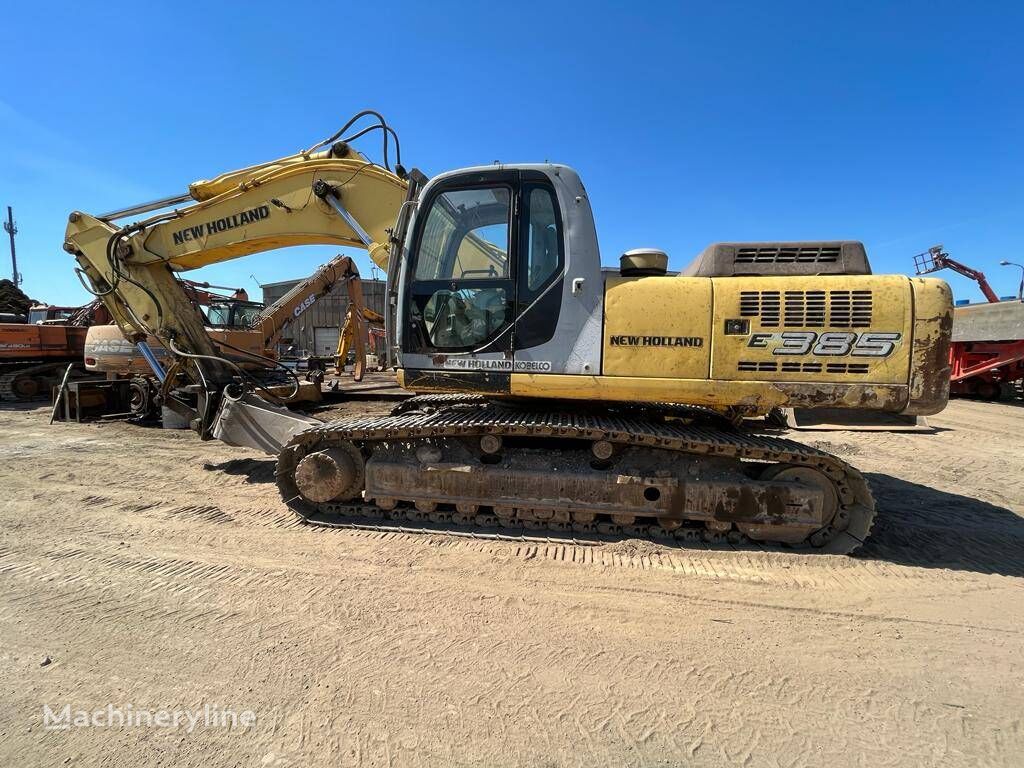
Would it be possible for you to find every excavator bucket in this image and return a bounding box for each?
[212,392,319,454]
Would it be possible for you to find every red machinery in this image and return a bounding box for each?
[915,245,1024,399]
[913,245,1001,303]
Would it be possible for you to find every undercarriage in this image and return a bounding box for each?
[0,360,86,401]
[276,398,875,554]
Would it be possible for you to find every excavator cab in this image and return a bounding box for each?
[395,166,602,391]
[203,299,264,329]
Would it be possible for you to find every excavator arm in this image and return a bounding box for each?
[253,253,364,354]
[63,115,418,438]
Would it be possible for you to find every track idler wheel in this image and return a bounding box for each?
[737,463,875,554]
[292,443,364,503]
[12,375,41,399]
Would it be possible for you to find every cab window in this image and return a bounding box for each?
[231,302,263,328]
[523,186,560,291]
[415,187,511,281]
[409,184,514,352]
[421,287,508,349]
[205,303,233,327]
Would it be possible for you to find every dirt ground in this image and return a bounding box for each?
[1,398,1023,767]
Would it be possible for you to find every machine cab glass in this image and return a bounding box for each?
[403,169,566,362]
[406,180,516,354]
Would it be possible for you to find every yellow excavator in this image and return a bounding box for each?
[64,111,953,554]
[335,305,384,375]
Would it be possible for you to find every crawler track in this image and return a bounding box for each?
[0,361,71,401]
[277,400,875,554]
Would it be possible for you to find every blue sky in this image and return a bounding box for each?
[1,1,1022,305]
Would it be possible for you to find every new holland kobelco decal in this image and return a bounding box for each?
[609,335,704,347]
[747,331,902,357]
[443,358,553,372]
[171,205,271,246]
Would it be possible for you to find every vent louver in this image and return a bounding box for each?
[737,361,779,372]
[779,362,823,373]
[735,245,842,265]
[740,291,780,326]
[739,290,873,329]
[828,290,873,328]
[745,361,870,375]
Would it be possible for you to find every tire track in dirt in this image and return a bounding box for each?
[4,403,1024,766]
[13,404,1024,584]
[17,475,1024,592]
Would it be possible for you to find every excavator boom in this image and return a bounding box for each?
[66,149,405,351]
[64,117,412,435]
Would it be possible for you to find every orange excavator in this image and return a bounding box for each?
[0,299,111,400]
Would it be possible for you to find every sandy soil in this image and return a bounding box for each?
[1,399,1022,767]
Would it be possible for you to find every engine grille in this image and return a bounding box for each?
[739,290,873,328]
[737,361,778,372]
[740,361,870,375]
[828,290,873,328]
[735,245,841,265]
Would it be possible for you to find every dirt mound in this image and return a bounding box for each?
[0,279,38,316]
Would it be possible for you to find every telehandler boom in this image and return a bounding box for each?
[64,111,953,553]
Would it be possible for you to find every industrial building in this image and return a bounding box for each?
[261,272,386,358]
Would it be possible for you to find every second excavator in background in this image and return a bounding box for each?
[83,253,378,413]
[63,110,953,554]
[0,299,110,400]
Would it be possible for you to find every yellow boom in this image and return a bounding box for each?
[64,145,407,363]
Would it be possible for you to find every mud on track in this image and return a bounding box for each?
[1,399,1023,767]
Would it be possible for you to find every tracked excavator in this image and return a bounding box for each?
[64,111,953,554]
[0,300,110,400]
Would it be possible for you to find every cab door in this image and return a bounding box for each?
[510,175,566,372]
[399,170,518,393]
